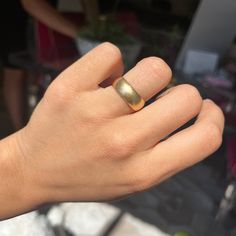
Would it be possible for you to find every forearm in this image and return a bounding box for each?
[0,131,42,220]
[21,0,79,38]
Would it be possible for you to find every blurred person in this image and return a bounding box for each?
[1,0,82,131]
[0,43,224,220]
[0,1,28,130]
[21,0,83,39]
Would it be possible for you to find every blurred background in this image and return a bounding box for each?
[0,0,236,235]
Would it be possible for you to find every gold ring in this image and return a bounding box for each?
[113,77,145,111]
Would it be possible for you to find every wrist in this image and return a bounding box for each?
[0,130,47,219]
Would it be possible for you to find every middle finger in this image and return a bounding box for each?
[95,57,172,117]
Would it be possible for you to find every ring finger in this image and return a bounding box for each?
[110,84,203,152]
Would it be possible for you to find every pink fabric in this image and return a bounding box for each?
[205,75,233,89]
[35,13,85,63]
[116,11,139,36]
[35,11,138,64]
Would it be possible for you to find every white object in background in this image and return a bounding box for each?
[48,203,121,236]
[0,212,54,236]
[110,213,170,236]
[76,37,100,56]
[47,205,64,227]
[76,37,142,69]
[183,49,219,74]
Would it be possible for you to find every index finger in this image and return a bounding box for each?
[57,43,124,92]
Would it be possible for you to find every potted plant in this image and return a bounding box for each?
[76,0,141,69]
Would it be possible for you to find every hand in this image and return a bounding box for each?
[16,43,224,206]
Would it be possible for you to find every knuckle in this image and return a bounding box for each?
[202,122,223,153]
[138,57,172,82]
[108,132,133,158]
[43,81,73,110]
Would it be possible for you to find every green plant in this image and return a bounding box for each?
[80,0,135,45]
[79,15,135,44]
[174,232,190,236]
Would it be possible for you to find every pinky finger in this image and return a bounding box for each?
[126,99,224,192]
[158,99,225,170]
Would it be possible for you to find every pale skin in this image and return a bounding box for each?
[0,43,224,220]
